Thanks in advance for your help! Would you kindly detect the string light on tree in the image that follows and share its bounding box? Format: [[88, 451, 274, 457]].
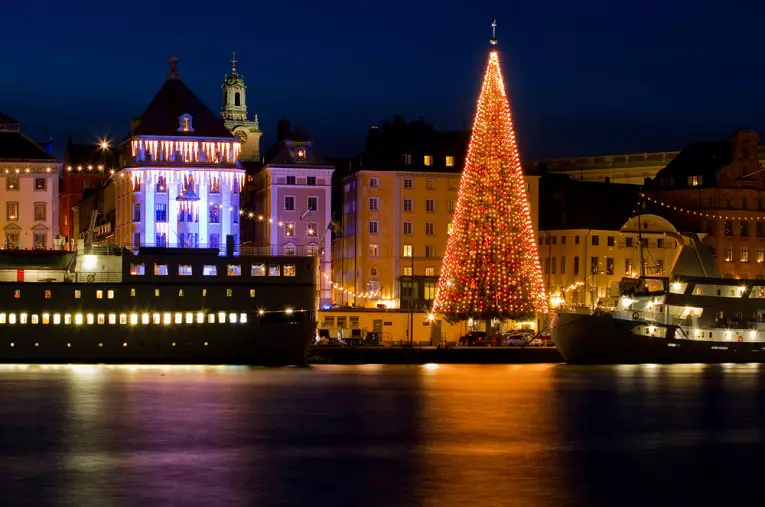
[[433, 20, 547, 323]]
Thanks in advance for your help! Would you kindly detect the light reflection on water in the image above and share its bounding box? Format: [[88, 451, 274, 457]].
[[0, 364, 763, 506]]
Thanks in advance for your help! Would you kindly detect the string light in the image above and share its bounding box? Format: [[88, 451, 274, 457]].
[[642, 193, 765, 222], [433, 47, 547, 322]]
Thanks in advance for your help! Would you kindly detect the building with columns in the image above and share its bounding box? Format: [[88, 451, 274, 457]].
[[0, 113, 62, 250], [114, 58, 244, 252], [250, 121, 334, 304], [221, 53, 262, 162]]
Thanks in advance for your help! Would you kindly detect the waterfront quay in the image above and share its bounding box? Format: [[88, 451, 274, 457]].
[[307, 345, 563, 365]]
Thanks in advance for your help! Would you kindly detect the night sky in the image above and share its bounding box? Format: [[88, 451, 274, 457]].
[[3, 0, 764, 160]]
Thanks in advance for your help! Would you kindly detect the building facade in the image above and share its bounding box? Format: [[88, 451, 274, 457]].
[[250, 126, 333, 305], [538, 150, 678, 184], [221, 53, 262, 162], [113, 59, 244, 252], [0, 113, 61, 250]]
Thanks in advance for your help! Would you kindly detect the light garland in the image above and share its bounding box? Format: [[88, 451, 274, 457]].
[[433, 47, 547, 322], [642, 193, 765, 222]]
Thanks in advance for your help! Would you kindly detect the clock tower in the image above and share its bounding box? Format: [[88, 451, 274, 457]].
[[221, 52, 262, 162]]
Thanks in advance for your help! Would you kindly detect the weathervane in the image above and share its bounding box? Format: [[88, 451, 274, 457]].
[[490, 19, 497, 46], [230, 52, 238, 74]]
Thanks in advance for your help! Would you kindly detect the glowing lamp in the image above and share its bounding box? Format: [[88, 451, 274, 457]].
[[82, 255, 98, 270]]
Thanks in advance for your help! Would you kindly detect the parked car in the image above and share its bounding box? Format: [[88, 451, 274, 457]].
[[459, 331, 492, 346], [501, 329, 534, 346], [529, 336, 553, 347]]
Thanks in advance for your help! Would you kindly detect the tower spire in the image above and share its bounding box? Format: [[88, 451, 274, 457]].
[[490, 19, 497, 46], [167, 56, 180, 80], [230, 52, 238, 75]]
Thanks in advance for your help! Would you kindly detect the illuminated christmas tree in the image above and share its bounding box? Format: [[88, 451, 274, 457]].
[[434, 25, 547, 324]]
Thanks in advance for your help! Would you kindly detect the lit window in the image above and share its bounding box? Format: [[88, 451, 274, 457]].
[[426, 178, 436, 190], [185, 313, 193, 324], [448, 223, 453, 235], [285, 222, 295, 237], [269, 265, 280, 276], [175, 313, 183, 324], [370, 177, 379, 188], [154, 264, 168, 275], [107, 290, 114, 299], [142, 314, 150, 325], [203, 265, 217, 276], [65, 314, 72, 324], [424, 155, 432, 166], [130, 263, 145, 275], [425, 267, 435, 276], [9, 314, 16, 325], [227, 265, 241, 276], [109, 314, 117, 324], [284, 265, 296, 276], [14, 290, 20, 299], [120, 314, 127, 325], [250, 289, 256, 297], [218, 312, 226, 323], [152, 313, 161, 324], [0, 313, 5, 324], [178, 289, 184, 297], [179, 265, 192, 276], [403, 244, 412, 257], [31, 314, 39, 324], [87, 314, 95, 325], [229, 313, 238, 323], [129, 314, 137, 325], [179, 114, 194, 132], [163, 313, 172, 325], [53, 314, 61, 324], [96, 290, 103, 299], [240, 313, 247, 323], [208, 313, 216, 324], [202, 289, 207, 296], [20, 313, 27, 324], [226, 289, 233, 297], [446, 156, 455, 167], [44, 290, 51, 299], [130, 288, 136, 296], [74, 314, 83, 325], [42, 313, 50, 324], [97, 314, 105, 325], [369, 244, 379, 257], [296, 147, 306, 161], [197, 312, 205, 323]]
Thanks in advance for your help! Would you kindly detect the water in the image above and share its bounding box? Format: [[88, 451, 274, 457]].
[[0, 363, 764, 506]]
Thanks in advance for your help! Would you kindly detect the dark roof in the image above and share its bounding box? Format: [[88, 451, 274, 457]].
[[0, 132, 57, 160], [263, 138, 332, 167], [132, 78, 233, 138], [65, 141, 120, 167], [649, 140, 732, 189], [539, 174, 643, 230]]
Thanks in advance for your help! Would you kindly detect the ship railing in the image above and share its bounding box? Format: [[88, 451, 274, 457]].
[[112, 243, 320, 257], [71, 272, 123, 283]]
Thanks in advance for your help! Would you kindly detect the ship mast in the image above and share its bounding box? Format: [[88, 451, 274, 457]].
[[638, 200, 645, 277]]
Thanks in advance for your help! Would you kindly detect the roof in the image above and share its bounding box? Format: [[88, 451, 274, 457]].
[[0, 132, 57, 161], [131, 76, 233, 138], [649, 140, 732, 189], [539, 174, 643, 231]]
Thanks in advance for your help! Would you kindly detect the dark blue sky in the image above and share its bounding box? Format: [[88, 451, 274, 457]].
[[2, 0, 763, 160]]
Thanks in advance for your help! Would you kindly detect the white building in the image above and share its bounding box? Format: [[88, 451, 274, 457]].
[[0, 113, 62, 250], [114, 58, 244, 252]]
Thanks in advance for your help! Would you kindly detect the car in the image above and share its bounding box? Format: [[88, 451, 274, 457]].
[[503, 334, 529, 346], [458, 331, 487, 346], [529, 336, 552, 347]]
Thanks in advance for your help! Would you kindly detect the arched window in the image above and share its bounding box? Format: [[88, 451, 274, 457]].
[[235, 92, 241, 107]]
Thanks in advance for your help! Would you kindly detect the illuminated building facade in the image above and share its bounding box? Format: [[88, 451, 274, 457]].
[[113, 58, 244, 252], [0, 113, 62, 250]]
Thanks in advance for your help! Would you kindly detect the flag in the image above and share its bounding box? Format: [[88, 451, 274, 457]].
[[328, 213, 343, 237]]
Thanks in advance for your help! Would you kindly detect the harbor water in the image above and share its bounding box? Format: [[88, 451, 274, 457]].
[[0, 363, 763, 506]]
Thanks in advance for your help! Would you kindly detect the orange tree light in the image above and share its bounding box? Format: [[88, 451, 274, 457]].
[[434, 47, 547, 323]]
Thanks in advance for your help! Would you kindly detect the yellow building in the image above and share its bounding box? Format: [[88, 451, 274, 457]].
[[333, 168, 539, 308]]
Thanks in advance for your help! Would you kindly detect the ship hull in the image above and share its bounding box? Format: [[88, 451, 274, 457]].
[[552, 313, 765, 364], [0, 321, 315, 366]]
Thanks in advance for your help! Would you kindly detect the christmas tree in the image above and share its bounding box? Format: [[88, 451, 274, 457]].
[[434, 28, 547, 323]]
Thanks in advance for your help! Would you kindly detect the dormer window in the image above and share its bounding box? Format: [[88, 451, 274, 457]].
[[296, 147, 306, 161], [179, 114, 194, 133]]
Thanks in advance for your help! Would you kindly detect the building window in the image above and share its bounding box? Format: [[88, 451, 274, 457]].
[[574, 256, 580, 275], [561, 236, 567, 245], [543, 258, 550, 274], [154, 264, 169, 275], [155, 203, 167, 222], [425, 245, 434, 258], [130, 263, 145, 275], [369, 220, 379, 235], [757, 222, 765, 238], [446, 156, 455, 167], [307, 176, 316, 185], [606, 258, 614, 275], [551, 236, 557, 245], [156, 176, 167, 192], [426, 199, 435, 212], [132, 203, 141, 222], [178, 265, 192, 276], [6, 177, 19, 191], [403, 266, 412, 276], [404, 198, 413, 212], [402, 154, 411, 165], [607, 236, 615, 247], [369, 177, 379, 188], [369, 244, 379, 257], [6, 202, 18, 221], [425, 222, 435, 236], [591, 257, 599, 274], [560, 256, 566, 274], [551, 256, 556, 274], [369, 197, 379, 210], [284, 265, 296, 276], [34, 203, 46, 221], [656, 260, 665, 274], [155, 233, 166, 247], [743, 197, 749, 209], [307, 196, 318, 212], [284, 222, 295, 237], [741, 246, 750, 263], [403, 244, 412, 257], [447, 200, 455, 214], [403, 221, 413, 235], [269, 265, 280, 276], [591, 235, 599, 246], [227, 265, 242, 276], [724, 220, 732, 236], [424, 282, 436, 301], [284, 196, 295, 211], [726, 198, 733, 209], [203, 265, 217, 276], [657, 238, 665, 248], [724, 245, 733, 262], [209, 177, 220, 193], [447, 222, 453, 235], [687, 175, 703, 187], [286, 176, 296, 185], [251, 264, 266, 276], [624, 258, 633, 276], [4, 232, 19, 249], [426, 178, 436, 190], [306, 223, 318, 237], [179, 114, 193, 132], [741, 221, 750, 237], [575, 236, 580, 245], [404, 178, 413, 189], [425, 267, 435, 276], [33, 233, 46, 250], [209, 205, 220, 223], [757, 248, 765, 263], [295, 148, 306, 161], [35, 178, 46, 191], [209, 233, 220, 249], [424, 155, 433, 166]]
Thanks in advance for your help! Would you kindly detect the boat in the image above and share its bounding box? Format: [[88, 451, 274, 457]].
[[0, 246, 318, 366], [552, 233, 765, 364]]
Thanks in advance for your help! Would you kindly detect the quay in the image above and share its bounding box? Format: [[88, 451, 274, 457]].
[[307, 346, 563, 365]]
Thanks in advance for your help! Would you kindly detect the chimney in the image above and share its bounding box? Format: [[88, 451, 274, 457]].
[[277, 119, 291, 143]]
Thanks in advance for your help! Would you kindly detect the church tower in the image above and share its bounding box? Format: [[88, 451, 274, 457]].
[[221, 53, 262, 161]]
